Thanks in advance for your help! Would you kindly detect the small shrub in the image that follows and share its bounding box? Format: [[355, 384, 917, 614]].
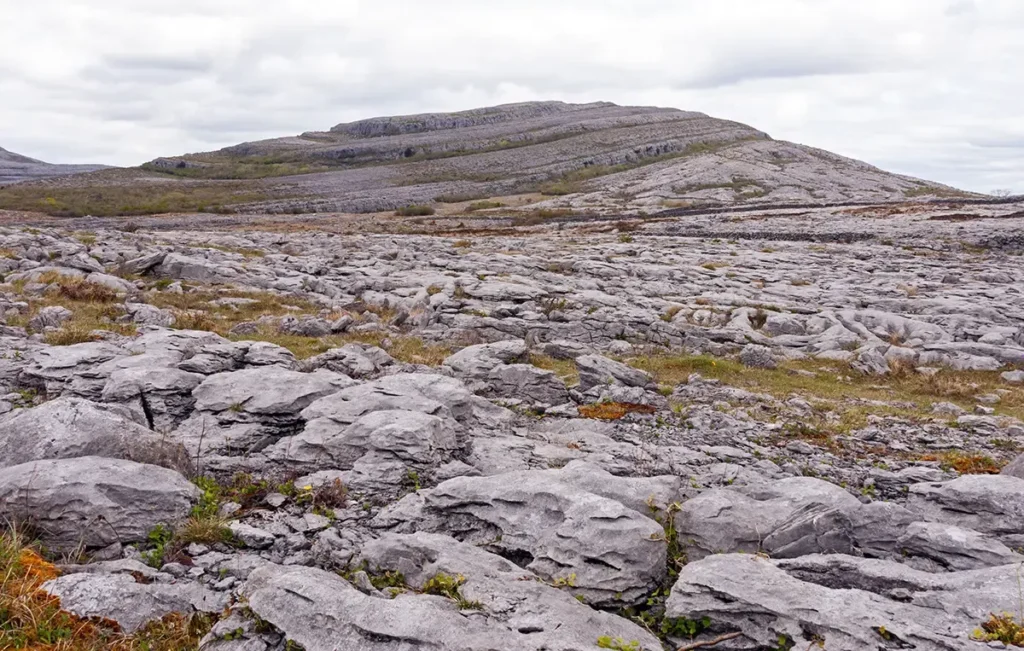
[[538, 297, 568, 316], [973, 612, 1024, 646], [45, 276, 118, 303], [662, 306, 683, 323], [750, 308, 768, 330], [920, 451, 1002, 475], [395, 205, 435, 217], [465, 200, 504, 212], [173, 310, 217, 331], [43, 324, 100, 346], [452, 239, 472, 249], [422, 572, 481, 610], [618, 234, 634, 243]]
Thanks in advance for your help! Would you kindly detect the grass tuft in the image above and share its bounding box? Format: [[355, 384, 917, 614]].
[[0, 528, 214, 649]]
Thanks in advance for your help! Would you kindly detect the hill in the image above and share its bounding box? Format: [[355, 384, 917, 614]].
[[0, 101, 973, 217], [0, 146, 109, 185]]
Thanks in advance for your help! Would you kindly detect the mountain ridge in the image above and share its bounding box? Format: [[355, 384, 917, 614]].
[[0, 145, 110, 185], [0, 101, 975, 217]]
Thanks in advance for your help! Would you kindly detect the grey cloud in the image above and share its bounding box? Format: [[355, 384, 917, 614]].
[[0, 0, 1019, 193]]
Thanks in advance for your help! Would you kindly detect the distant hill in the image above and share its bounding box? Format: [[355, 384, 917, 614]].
[[0, 102, 974, 217], [0, 146, 110, 185]]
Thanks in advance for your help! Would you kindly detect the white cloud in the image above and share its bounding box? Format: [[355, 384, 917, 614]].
[[0, 0, 1020, 192]]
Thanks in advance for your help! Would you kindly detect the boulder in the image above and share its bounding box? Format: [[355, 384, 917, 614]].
[[372, 470, 666, 606], [442, 340, 528, 377], [0, 397, 190, 472], [28, 305, 72, 331], [907, 475, 1024, 543], [895, 521, 1024, 571], [100, 366, 205, 431], [358, 532, 662, 650], [665, 553, 994, 650], [192, 367, 345, 415], [575, 354, 654, 392], [43, 572, 226, 632], [0, 457, 197, 552], [739, 343, 777, 369], [674, 477, 861, 560], [298, 343, 397, 379]]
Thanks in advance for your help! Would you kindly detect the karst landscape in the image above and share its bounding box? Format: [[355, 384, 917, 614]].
[[0, 101, 1023, 651]]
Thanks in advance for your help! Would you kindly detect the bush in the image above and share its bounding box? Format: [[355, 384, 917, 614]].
[[395, 205, 436, 217], [465, 200, 504, 212]]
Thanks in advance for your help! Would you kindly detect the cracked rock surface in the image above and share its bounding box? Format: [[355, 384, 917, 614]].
[[0, 199, 1021, 650]]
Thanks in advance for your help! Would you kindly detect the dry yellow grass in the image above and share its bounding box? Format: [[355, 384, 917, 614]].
[[0, 529, 214, 649], [627, 353, 1024, 422], [529, 354, 580, 386]]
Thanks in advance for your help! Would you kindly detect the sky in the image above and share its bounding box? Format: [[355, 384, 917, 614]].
[[1, 0, 1021, 193]]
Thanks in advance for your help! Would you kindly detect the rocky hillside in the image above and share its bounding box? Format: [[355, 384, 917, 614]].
[[143, 100, 969, 215], [0, 199, 1022, 649], [0, 102, 974, 218], [0, 145, 109, 185]]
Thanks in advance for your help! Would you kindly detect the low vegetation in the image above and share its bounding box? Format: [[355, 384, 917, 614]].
[[974, 612, 1024, 646], [0, 529, 214, 649], [395, 205, 436, 217], [578, 402, 657, 420], [0, 178, 272, 217]]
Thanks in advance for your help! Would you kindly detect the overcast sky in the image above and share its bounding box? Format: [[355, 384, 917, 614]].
[[1, 0, 1021, 193]]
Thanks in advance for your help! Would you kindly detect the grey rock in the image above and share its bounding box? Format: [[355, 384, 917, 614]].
[[895, 521, 1024, 571], [125, 302, 176, 327], [739, 343, 777, 369], [241, 563, 543, 651], [0, 457, 197, 552], [28, 305, 72, 331], [1001, 452, 1024, 480], [43, 572, 226, 632], [0, 396, 190, 471], [665, 553, 993, 650], [907, 475, 1024, 541], [373, 470, 666, 605], [1003, 369, 1024, 384], [442, 339, 528, 377], [120, 251, 167, 275], [359, 532, 662, 650], [229, 522, 277, 550], [675, 477, 861, 561], [576, 354, 653, 391], [486, 363, 569, 407], [192, 367, 344, 415], [298, 343, 396, 379], [101, 366, 205, 431]]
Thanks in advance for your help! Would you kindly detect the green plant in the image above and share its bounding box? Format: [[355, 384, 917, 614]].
[[538, 296, 569, 316], [618, 234, 634, 243], [141, 524, 174, 569], [974, 613, 1024, 645], [404, 470, 421, 492], [422, 572, 481, 610], [596, 636, 641, 650]]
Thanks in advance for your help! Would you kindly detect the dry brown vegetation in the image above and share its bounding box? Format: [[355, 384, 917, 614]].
[[627, 353, 1024, 423], [0, 529, 215, 649], [0, 176, 273, 217], [578, 402, 657, 420]]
